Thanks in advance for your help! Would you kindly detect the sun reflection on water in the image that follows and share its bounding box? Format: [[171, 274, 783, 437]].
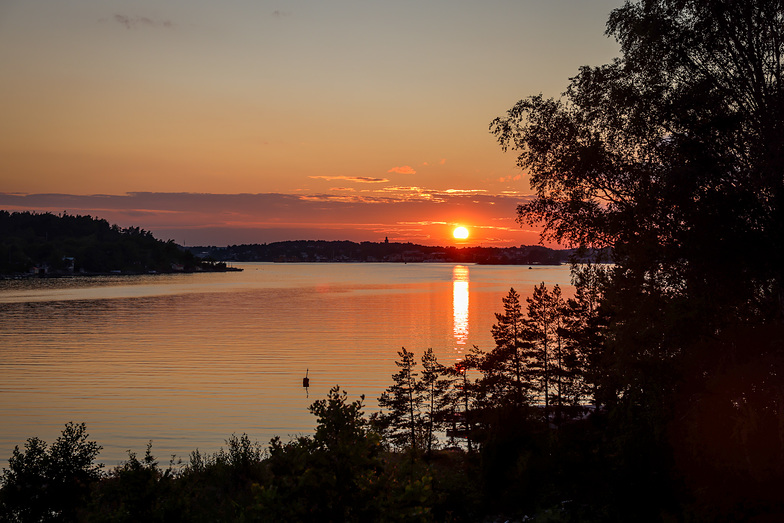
[[452, 265, 469, 351]]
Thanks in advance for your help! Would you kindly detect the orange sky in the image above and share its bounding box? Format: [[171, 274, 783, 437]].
[[0, 0, 620, 246]]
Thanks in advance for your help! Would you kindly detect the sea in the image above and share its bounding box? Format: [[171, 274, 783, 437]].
[[0, 262, 573, 467]]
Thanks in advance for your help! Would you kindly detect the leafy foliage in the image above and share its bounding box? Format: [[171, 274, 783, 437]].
[[419, 348, 453, 454], [0, 422, 102, 522], [489, 0, 784, 517], [87, 443, 180, 522], [485, 288, 531, 409], [376, 348, 424, 452]]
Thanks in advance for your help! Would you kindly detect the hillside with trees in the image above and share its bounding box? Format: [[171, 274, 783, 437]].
[[0, 211, 229, 276], [188, 240, 575, 265]]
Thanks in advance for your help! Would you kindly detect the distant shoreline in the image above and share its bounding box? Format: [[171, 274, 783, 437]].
[[187, 240, 607, 265], [0, 261, 566, 279], [0, 265, 243, 280]]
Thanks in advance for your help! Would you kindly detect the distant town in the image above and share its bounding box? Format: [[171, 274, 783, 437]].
[[187, 239, 589, 265]]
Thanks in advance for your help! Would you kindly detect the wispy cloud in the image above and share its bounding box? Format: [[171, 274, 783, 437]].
[[378, 186, 435, 201], [387, 165, 417, 175], [441, 189, 487, 195], [309, 176, 388, 183], [113, 14, 173, 30]]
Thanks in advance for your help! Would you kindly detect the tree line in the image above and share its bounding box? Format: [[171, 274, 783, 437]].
[[374, 270, 606, 457], [189, 240, 572, 265], [0, 211, 226, 275]]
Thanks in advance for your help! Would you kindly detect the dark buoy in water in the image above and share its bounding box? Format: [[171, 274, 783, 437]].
[[303, 369, 310, 388]]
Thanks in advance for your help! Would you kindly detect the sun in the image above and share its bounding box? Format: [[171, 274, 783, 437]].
[[453, 226, 469, 240]]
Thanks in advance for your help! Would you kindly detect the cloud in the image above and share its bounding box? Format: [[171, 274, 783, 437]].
[[387, 165, 417, 175], [272, 10, 291, 17], [381, 186, 426, 192], [378, 186, 435, 201], [309, 176, 388, 183], [441, 189, 487, 195], [113, 14, 173, 30]]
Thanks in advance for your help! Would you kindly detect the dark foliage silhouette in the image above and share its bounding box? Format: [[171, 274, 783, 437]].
[[490, 0, 784, 517], [0, 211, 208, 274], [0, 422, 102, 522]]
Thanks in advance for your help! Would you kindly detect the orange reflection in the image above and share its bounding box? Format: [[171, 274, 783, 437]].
[[452, 265, 469, 349]]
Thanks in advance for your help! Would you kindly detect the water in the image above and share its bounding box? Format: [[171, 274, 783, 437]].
[[0, 263, 572, 467]]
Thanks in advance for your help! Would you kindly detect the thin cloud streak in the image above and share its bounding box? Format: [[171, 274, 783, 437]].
[[443, 189, 487, 194], [309, 176, 389, 183]]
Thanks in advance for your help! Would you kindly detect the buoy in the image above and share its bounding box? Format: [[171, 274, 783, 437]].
[[302, 369, 310, 388]]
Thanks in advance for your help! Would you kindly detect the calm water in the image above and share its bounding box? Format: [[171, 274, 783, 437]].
[[0, 263, 572, 467]]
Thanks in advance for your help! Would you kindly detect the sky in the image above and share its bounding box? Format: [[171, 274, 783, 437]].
[[0, 0, 620, 247]]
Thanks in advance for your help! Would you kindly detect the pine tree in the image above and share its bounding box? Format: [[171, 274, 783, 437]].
[[549, 285, 568, 413], [486, 288, 533, 408], [419, 348, 453, 454], [524, 282, 566, 419], [562, 264, 610, 408], [443, 345, 484, 452], [376, 347, 423, 451]]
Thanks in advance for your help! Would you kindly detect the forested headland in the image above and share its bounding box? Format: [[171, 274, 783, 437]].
[[188, 241, 577, 265], [3, 0, 784, 520], [0, 211, 235, 276]]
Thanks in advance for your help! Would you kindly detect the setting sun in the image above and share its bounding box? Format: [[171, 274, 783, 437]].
[[453, 226, 469, 240]]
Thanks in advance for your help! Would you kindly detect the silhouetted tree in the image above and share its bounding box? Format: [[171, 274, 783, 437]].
[[560, 264, 611, 407], [262, 386, 384, 522], [89, 442, 178, 523], [377, 347, 423, 452], [523, 283, 566, 417], [490, 0, 784, 350], [485, 288, 532, 409], [419, 348, 453, 454], [0, 422, 102, 522], [443, 346, 485, 452], [491, 0, 784, 516]]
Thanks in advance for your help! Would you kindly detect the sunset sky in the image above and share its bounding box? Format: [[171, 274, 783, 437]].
[[0, 0, 620, 246]]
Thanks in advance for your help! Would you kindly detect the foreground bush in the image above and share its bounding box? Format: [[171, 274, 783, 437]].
[[0, 422, 102, 522]]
